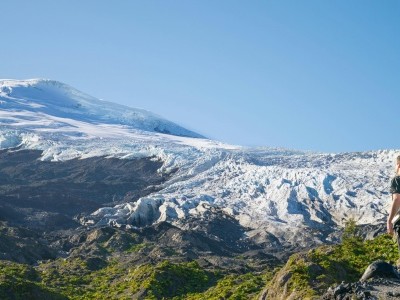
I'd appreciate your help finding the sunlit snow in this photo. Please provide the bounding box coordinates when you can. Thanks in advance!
[0,79,397,246]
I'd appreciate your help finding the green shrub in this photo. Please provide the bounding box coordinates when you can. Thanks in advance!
[141,261,214,299]
[267,220,400,298]
[186,272,266,300]
[0,261,66,300]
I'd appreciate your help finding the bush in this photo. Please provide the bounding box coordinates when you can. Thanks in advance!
[266,220,400,298]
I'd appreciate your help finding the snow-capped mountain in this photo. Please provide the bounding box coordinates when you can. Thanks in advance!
[0,79,203,139]
[0,79,397,249]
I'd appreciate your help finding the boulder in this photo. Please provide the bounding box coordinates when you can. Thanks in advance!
[360,261,399,282]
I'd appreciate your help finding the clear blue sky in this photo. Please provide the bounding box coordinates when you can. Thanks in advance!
[1,1,399,153]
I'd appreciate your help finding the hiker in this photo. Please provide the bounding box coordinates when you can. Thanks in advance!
[387,155,400,239]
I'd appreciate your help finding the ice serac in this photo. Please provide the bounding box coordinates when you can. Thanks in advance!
[0,78,398,249]
[86,149,395,248]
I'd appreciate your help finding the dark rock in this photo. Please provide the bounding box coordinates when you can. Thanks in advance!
[0,149,171,231]
[321,282,376,300]
[360,260,399,282]
[0,222,56,264]
[0,149,174,264]
[387,291,400,297]
[85,257,107,271]
[321,261,400,300]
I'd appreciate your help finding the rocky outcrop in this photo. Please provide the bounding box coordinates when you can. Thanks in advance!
[29,220,280,281]
[321,261,400,300]
[360,261,399,282]
[259,250,400,300]
[321,282,375,300]
[258,251,326,300]
[321,279,400,300]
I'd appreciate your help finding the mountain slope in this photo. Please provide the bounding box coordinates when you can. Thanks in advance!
[0,79,397,251]
[0,79,204,138]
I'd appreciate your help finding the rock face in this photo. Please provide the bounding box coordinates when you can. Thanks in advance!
[0,149,170,231]
[0,147,177,264]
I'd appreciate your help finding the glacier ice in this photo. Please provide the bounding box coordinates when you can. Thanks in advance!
[0,79,398,246]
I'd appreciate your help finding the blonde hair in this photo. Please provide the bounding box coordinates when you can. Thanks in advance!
[397,155,400,175]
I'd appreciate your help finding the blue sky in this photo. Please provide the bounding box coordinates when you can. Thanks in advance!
[1,1,399,153]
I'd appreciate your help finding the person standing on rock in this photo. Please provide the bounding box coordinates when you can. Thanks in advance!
[387,155,400,239]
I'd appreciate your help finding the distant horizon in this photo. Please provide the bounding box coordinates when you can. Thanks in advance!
[1,1,399,153]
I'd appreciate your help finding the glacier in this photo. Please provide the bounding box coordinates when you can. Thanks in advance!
[0,78,397,247]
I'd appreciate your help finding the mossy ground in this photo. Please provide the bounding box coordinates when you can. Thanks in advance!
[0,256,270,299]
[266,220,399,299]
[0,260,67,300]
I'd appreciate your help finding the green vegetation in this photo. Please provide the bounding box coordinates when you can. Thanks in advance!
[186,272,269,300]
[137,261,215,299]
[125,242,150,253]
[266,219,399,299]
[39,257,140,299]
[0,260,66,300]
[0,255,272,300]
[1,219,398,299]
[38,257,230,299]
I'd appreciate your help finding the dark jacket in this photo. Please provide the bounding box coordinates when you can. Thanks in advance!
[390,176,400,194]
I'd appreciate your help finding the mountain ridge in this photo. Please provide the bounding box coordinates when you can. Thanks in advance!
[0,79,397,250]
[0,78,204,139]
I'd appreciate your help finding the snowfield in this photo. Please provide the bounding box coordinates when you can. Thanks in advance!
[0,79,397,246]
